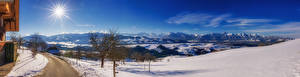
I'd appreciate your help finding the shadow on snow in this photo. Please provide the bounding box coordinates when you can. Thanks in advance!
[118,67,211,76]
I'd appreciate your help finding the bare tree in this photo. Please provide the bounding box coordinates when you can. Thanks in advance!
[89,32,108,68]
[105,29,121,77]
[108,46,128,77]
[40,41,48,52]
[69,50,75,58]
[28,33,47,58]
[144,53,155,72]
[8,32,17,42]
[64,50,74,58]
[119,47,129,65]
[131,52,147,70]
[131,52,143,62]
[103,29,130,77]
[16,35,25,49]
[75,45,82,64]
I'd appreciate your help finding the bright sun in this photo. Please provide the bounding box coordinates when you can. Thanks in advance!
[49,2,68,20]
[54,6,65,17]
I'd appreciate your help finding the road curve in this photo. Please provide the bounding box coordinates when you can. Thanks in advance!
[36,53,79,77]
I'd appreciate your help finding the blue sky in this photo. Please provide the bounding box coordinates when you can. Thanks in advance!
[20,0,300,37]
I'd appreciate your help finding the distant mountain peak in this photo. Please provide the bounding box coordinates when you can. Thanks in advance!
[22,32,292,45]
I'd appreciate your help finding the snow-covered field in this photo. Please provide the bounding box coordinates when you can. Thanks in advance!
[6,49,48,77]
[63,39,300,77]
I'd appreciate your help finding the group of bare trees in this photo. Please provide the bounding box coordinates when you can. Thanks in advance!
[89,29,157,77]
[8,32,25,49]
[131,52,156,72]
[89,30,131,77]
[9,32,48,58]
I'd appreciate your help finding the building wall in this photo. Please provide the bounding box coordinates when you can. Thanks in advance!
[1,32,5,41]
[0,42,17,65]
[0,49,4,65]
[0,26,5,41]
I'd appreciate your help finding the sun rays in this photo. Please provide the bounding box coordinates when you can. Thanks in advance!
[48,1,70,23]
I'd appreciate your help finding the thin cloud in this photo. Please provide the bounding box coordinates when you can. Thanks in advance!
[167,13,213,25]
[226,18,276,26]
[205,14,231,27]
[246,22,300,32]
[167,12,275,27]
[167,13,231,27]
[75,24,96,27]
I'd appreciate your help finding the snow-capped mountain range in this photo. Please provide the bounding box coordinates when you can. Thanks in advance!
[23,32,291,45]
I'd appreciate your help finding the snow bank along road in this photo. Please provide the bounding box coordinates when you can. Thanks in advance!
[37,53,79,77]
[64,39,300,77]
[6,49,48,77]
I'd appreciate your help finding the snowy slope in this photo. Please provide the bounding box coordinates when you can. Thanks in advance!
[148,39,300,77]
[64,39,300,77]
[6,49,48,77]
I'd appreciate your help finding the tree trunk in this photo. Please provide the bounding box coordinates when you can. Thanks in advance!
[101,56,105,68]
[148,61,151,72]
[113,60,116,77]
[122,60,126,65]
[144,63,146,71]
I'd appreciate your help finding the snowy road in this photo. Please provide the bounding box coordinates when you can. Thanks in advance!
[37,53,79,77]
